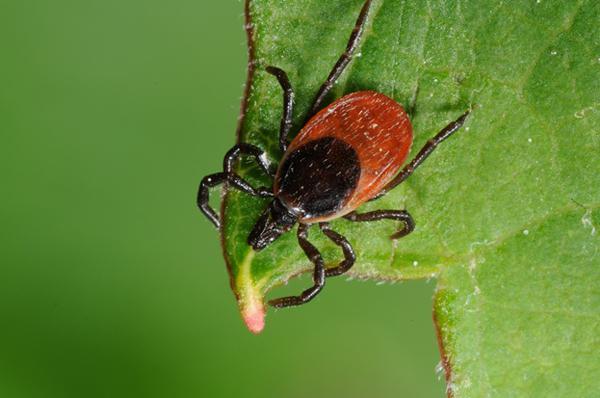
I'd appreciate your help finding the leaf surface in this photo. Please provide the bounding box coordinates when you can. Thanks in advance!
[220,0,600,394]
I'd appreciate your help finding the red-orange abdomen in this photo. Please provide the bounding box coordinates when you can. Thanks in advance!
[275,91,413,222]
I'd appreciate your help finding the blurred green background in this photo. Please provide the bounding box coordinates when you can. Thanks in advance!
[0,1,444,397]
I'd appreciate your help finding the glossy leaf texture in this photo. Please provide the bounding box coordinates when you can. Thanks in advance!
[220,0,600,395]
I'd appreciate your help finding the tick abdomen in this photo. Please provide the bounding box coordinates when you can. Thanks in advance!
[275,91,413,222]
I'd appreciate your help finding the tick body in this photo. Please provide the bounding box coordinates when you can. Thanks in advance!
[276,91,412,223]
[197,0,470,310]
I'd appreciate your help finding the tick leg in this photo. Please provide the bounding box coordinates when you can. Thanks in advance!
[198,144,274,229]
[269,224,326,308]
[318,222,356,277]
[198,172,227,227]
[222,144,273,194]
[305,0,373,121]
[266,66,295,153]
[224,143,274,177]
[374,110,470,198]
[344,209,415,240]
[197,172,272,229]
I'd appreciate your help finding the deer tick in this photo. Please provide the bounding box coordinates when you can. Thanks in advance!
[197,0,470,309]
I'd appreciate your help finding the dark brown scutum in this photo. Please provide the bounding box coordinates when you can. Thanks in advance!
[275,137,360,220]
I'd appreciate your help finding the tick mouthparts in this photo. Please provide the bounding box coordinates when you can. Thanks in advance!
[247,199,297,252]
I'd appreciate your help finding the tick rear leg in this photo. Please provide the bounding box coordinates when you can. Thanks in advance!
[344,209,415,240]
[269,224,326,308]
[305,0,373,121]
[374,110,470,198]
[265,66,295,153]
[197,144,274,229]
[319,222,356,277]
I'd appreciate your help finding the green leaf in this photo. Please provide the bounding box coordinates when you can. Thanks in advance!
[220,0,600,394]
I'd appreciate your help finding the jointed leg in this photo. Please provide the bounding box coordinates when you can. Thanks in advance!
[265,66,295,153]
[269,224,326,308]
[344,209,415,239]
[319,222,356,277]
[198,172,228,227]
[305,0,373,121]
[198,172,272,228]
[374,110,470,198]
[197,144,274,229]
[223,143,273,176]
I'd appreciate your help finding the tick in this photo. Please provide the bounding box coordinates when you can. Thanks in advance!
[197,0,469,308]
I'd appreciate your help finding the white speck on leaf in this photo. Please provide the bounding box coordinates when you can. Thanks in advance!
[435,361,444,378]
[523,229,530,235]
[468,239,495,252]
[468,258,477,272]
[447,382,456,396]
[463,376,472,389]
[574,104,599,119]
[581,209,597,236]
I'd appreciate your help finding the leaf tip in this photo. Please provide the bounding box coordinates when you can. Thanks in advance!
[235,249,266,334]
[240,297,266,334]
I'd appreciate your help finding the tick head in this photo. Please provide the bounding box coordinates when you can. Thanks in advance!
[248,198,297,251]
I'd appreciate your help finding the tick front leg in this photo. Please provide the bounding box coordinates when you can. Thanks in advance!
[319,222,356,277]
[197,143,274,229]
[268,224,326,308]
[197,172,272,229]
[344,209,415,240]
[265,66,295,153]
[197,172,228,227]
[305,0,373,121]
[223,143,274,177]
